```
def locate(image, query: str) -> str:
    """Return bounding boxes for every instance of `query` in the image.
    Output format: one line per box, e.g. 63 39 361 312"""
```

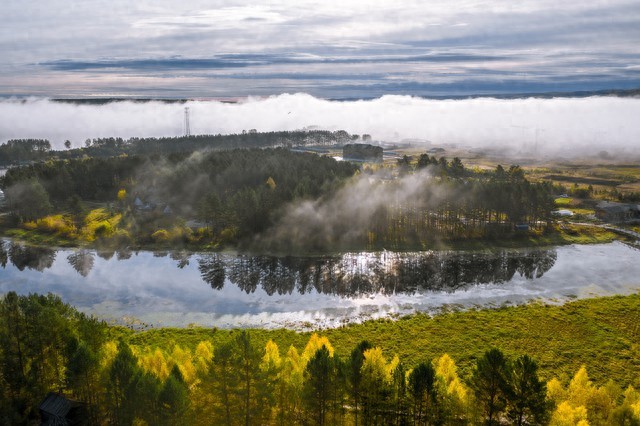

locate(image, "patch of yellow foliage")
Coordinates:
81 208 122 241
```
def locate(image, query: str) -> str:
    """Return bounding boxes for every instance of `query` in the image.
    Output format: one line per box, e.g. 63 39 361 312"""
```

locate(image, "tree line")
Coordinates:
0 130 358 166
0 139 51 166
0 148 358 241
1 150 555 250
1 292 639 425
366 160 555 248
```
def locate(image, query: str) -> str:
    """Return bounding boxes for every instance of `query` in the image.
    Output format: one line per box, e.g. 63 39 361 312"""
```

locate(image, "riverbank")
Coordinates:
0 218 623 254
121 293 640 388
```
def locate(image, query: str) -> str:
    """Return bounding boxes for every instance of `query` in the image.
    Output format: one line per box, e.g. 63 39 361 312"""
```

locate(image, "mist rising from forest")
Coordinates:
1 94 639 158
255 168 448 252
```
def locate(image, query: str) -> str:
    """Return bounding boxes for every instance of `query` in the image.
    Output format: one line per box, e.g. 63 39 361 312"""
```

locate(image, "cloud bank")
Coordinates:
1 0 638 97
0 94 638 158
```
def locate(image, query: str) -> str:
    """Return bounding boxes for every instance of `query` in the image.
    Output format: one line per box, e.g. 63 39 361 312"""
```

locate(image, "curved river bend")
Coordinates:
1 239 639 329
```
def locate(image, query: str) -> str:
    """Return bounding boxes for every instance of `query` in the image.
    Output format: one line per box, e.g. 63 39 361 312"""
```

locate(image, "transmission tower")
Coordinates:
184 107 191 137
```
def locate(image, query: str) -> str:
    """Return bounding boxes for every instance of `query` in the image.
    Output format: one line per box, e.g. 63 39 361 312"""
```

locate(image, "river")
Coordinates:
0 239 639 329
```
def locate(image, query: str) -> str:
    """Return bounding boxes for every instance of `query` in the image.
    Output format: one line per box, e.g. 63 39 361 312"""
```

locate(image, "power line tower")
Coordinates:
184 107 191 137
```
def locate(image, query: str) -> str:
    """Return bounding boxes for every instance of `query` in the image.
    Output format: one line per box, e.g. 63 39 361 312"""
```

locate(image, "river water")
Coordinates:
0 239 639 329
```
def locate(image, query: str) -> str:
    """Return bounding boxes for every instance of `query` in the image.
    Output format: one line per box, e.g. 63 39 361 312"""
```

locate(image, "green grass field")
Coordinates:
124 293 640 388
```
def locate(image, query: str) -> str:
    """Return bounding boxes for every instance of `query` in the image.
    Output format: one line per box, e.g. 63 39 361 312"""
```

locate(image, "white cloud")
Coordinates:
132 6 289 32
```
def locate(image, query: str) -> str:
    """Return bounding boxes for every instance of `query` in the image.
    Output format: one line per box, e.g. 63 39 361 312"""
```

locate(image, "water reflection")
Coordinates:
0 240 56 272
197 250 558 296
67 250 95 277
1 238 639 329
0 239 556 296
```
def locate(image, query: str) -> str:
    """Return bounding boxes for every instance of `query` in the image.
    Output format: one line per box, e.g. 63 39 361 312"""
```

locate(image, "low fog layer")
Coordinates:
0 94 639 157
257 169 447 251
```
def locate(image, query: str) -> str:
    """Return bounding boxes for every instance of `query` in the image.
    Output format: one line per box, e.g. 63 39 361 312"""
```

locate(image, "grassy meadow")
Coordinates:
123 293 640 389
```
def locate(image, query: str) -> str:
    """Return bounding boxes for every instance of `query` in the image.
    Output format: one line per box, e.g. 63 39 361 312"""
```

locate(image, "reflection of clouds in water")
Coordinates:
0 239 639 329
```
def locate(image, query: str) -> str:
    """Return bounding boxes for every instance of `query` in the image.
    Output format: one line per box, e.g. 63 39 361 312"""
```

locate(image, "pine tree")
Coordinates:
159 365 190 425
471 348 511 426
348 340 372 425
507 355 549 425
108 340 141 425
303 345 335 425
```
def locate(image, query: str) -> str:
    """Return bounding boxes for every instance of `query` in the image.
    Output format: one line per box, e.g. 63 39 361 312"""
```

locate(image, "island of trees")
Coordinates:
0 137 558 252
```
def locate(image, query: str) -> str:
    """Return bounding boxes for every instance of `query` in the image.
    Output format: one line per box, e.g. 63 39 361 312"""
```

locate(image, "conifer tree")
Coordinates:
507 355 549 426
471 348 511 425
303 345 335 425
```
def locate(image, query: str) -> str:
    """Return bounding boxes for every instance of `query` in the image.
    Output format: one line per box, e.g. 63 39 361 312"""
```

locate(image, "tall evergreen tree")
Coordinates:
233 330 262 426
471 348 512 426
159 365 190 425
108 340 141 425
303 345 335 426
507 355 549 425
408 362 441 425
349 340 372 426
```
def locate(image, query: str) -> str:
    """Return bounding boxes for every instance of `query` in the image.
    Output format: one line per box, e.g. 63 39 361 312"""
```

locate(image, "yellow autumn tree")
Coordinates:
171 345 197 385
360 347 395 421
567 366 595 408
260 340 282 422
548 377 568 403
261 340 282 372
191 341 216 422
101 341 119 369
550 401 590 426
302 333 334 363
139 348 170 381
387 355 400 380
362 347 392 384
279 345 305 423
620 386 640 420
194 341 213 374
588 385 615 425
435 353 469 419
266 176 276 190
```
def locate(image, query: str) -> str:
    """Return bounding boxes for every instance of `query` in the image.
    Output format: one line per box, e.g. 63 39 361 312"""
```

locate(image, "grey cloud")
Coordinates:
40 53 506 72
1 1 639 99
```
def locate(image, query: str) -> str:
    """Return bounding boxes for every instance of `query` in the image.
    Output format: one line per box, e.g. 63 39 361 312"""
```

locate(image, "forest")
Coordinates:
2 292 639 425
0 147 555 252
0 130 356 166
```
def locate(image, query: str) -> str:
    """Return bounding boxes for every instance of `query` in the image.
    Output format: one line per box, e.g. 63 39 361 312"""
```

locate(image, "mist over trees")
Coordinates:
0 130 356 166
0 148 358 244
0 139 51 166
0 145 556 252
257 158 555 252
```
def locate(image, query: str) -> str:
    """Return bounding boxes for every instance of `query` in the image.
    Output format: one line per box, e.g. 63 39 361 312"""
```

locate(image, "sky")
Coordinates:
1 0 639 98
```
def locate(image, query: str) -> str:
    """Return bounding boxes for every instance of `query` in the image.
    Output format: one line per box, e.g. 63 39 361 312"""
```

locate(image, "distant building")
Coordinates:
39 392 86 425
133 196 156 212
595 201 640 222
343 143 383 162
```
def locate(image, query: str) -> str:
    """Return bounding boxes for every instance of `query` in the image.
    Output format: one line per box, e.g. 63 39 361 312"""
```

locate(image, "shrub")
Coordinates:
151 229 170 242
